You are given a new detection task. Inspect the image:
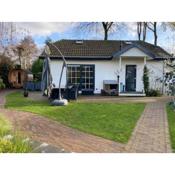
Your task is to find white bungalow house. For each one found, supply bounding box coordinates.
[40,40,174,96]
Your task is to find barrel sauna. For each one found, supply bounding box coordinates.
[8,69,27,88]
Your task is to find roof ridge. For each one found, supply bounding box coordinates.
[55,39,162,47]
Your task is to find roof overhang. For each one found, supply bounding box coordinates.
[39,41,175,61]
[113,43,155,59]
[39,55,113,60]
[154,57,175,61]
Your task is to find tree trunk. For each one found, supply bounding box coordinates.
[102,22,113,40]
[137,22,142,40]
[154,22,157,46]
[104,29,108,40]
[142,22,147,41]
[102,22,108,40]
[146,22,158,46]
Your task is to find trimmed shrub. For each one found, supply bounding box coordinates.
[143,66,149,96]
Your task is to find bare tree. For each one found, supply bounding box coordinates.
[76,22,118,40]
[136,22,147,41]
[16,36,38,69]
[0,22,29,57]
[137,22,142,40]
[164,22,175,29]
[102,22,114,40]
[142,22,147,41]
[147,22,158,46]
[136,22,158,45]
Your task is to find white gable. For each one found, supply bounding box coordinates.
[121,47,152,58]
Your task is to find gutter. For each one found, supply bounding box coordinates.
[39,55,113,60]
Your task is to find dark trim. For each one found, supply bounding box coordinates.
[66,64,95,93]
[113,45,134,58]
[154,57,175,61]
[125,65,137,92]
[39,56,112,60]
[113,43,155,59]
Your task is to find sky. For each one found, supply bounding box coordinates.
[16,22,175,54]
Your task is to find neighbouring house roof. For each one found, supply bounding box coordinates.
[40,39,174,60]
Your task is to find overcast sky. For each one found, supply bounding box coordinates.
[16,22,175,54]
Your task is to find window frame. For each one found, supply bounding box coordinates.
[66,64,95,91]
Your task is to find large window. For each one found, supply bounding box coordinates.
[67,64,95,90]
[67,65,80,85]
[81,65,94,89]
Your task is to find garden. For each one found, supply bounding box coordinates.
[0,114,32,153]
[5,92,145,143]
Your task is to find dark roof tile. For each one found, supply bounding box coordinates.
[40,40,173,59]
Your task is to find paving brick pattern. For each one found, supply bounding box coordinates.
[125,101,172,153]
[0,108,124,153]
[0,90,172,153]
[0,91,124,153]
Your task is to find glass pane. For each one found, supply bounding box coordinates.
[90,72,94,77]
[67,71,71,78]
[86,72,90,77]
[90,85,93,89]
[67,79,71,84]
[72,78,76,83]
[81,84,85,89]
[86,79,89,83]
[77,78,80,83]
[90,79,93,83]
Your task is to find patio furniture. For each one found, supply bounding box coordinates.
[65,85,78,100]
[102,80,119,96]
[101,89,118,96]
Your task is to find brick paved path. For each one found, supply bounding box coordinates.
[125,101,172,153]
[0,90,172,153]
[0,90,124,153]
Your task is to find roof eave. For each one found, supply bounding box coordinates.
[154,57,175,60]
[39,55,113,60]
[112,43,156,59]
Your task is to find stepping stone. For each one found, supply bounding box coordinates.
[31,140,68,153]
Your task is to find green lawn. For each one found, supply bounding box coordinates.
[5,92,145,143]
[0,114,32,153]
[167,104,175,152]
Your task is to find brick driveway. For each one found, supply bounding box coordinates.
[126,100,172,153]
[0,90,172,153]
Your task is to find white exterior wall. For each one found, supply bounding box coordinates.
[119,47,152,92]
[50,59,118,94]
[120,47,149,57]
[147,60,164,91]
[119,57,145,92]
[49,47,165,94]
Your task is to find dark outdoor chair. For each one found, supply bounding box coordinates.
[65,85,78,100]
